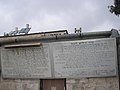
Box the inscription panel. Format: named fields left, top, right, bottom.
left=1, top=43, right=51, bottom=78
left=52, top=38, right=117, bottom=78
left=1, top=38, right=117, bottom=78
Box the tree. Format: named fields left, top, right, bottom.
left=109, top=0, right=120, bottom=16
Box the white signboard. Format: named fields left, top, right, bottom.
left=52, top=38, right=117, bottom=78
left=1, top=44, right=51, bottom=78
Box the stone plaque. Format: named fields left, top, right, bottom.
left=52, top=38, right=117, bottom=78
left=1, top=38, right=117, bottom=78
left=1, top=43, right=51, bottom=78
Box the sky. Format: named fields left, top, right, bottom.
left=0, top=0, right=120, bottom=36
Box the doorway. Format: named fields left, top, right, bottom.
left=40, top=79, right=66, bottom=90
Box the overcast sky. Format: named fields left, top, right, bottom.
left=0, top=0, right=120, bottom=36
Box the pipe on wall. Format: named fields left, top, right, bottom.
left=0, top=31, right=112, bottom=45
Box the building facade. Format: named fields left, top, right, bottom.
left=0, top=29, right=119, bottom=90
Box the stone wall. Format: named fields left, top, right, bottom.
left=67, top=77, right=119, bottom=90
left=0, top=38, right=119, bottom=90
left=0, top=76, right=40, bottom=90
left=0, top=76, right=119, bottom=90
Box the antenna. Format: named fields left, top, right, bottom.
left=75, top=27, right=82, bottom=33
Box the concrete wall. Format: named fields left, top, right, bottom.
left=0, top=76, right=119, bottom=90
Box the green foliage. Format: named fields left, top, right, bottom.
left=109, top=0, right=120, bottom=16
